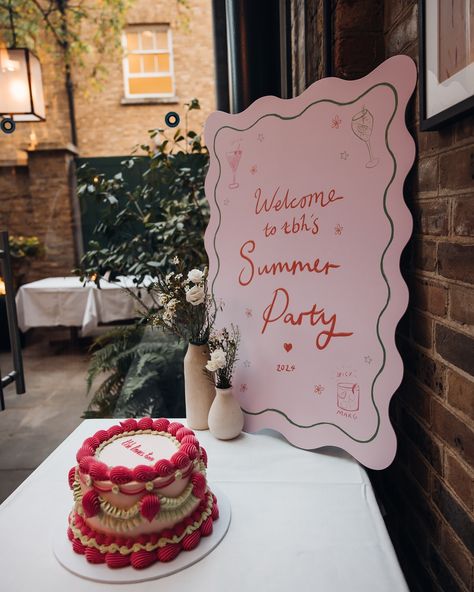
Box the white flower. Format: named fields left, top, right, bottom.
left=166, top=298, right=178, bottom=312
left=162, top=309, right=174, bottom=324
left=172, top=256, right=180, bottom=264
left=205, top=359, right=219, bottom=372
left=157, top=293, right=168, bottom=306
left=210, top=348, right=226, bottom=368
left=187, top=269, right=204, bottom=284
left=185, top=285, right=205, bottom=306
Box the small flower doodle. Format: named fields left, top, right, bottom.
left=250, top=165, right=258, bottom=175
left=334, top=223, right=343, bottom=235
left=313, top=384, right=325, bottom=395
left=243, top=360, right=251, bottom=368
left=340, top=151, right=349, bottom=160
left=331, top=115, right=342, bottom=129
left=257, top=133, right=264, bottom=142
left=245, top=307, right=253, bottom=318
left=240, top=384, right=248, bottom=392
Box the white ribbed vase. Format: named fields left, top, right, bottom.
left=183, top=343, right=215, bottom=430
left=208, top=386, right=244, bottom=440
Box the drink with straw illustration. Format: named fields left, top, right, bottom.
left=351, top=107, right=379, bottom=168
left=226, top=142, right=242, bottom=189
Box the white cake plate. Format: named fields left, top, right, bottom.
left=53, top=485, right=231, bottom=584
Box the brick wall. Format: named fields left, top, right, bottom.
left=0, top=0, right=215, bottom=161
left=376, top=3, right=473, bottom=591
left=0, top=146, right=81, bottom=280
left=294, top=1, right=473, bottom=590
left=0, top=0, right=215, bottom=283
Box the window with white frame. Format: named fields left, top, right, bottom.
left=122, top=25, right=175, bottom=98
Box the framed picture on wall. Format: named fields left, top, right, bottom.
left=419, top=0, right=474, bottom=131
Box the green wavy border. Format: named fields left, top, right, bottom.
left=210, top=83, right=399, bottom=444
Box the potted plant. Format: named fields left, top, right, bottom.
left=205, top=325, right=244, bottom=440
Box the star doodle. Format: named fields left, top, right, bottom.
left=243, top=360, right=251, bottom=368
left=364, top=355, right=373, bottom=364
left=245, top=307, right=253, bottom=318
left=313, top=384, right=325, bottom=395
left=240, top=384, right=248, bottom=392
left=340, top=151, right=349, bottom=160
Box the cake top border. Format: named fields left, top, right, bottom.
left=72, top=419, right=207, bottom=490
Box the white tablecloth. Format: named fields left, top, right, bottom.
left=0, top=420, right=408, bottom=592
left=15, top=277, right=153, bottom=336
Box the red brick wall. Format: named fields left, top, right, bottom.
left=0, top=147, right=80, bottom=282
left=300, top=1, right=474, bottom=590
left=379, top=3, right=473, bottom=591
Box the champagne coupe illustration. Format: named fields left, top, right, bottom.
left=226, top=143, right=242, bottom=189
left=351, top=107, right=379, bottom=168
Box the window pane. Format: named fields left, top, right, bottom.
left=143, top=54, right=157, bottom=73
left=155, top=31, right=168, bottom=50
left=129, top=76, right=173, bottom=95
left=141, top=30, right=155, bottom=50
left=156, top=54, right=170, bottom=72
left=128, top=54, right=141, bottom=73
left=126, top=32, right=138, bottom=51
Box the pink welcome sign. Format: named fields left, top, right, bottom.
left=204, top=56, right=416, bottom=469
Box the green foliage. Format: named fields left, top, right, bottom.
left=0, top=0, right=132, bottom=89
left=8, top=234, right=44, bottom=259
left=83, top=325, right=186, bottom=419
left=76, top=99, right=209, bottom=284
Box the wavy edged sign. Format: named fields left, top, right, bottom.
left=204, top=56, right=416, bottom=469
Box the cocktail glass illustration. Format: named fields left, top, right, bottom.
left=351, top=108, right=379, bottom=168
left=226, top=147, right=242, bottom=189
left=337, top=382, right=360, bottom=412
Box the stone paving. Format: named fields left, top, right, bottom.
left=0, top=334, right=91, bottom=503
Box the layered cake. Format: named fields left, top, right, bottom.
left=67, top=418, right=219, bottom=569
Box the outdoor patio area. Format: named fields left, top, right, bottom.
left=0, top=333, right=89, bottom=503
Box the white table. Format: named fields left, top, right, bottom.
left=15, top=277, right=153, bottom=336
left=0, top=420, right=408, bottom=591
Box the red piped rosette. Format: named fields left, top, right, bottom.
left=74, top=418, right=206, bottom=495
left=68, top=489, right=220, bottom=569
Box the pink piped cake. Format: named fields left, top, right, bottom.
left=67, top=418, right=219, bottom=569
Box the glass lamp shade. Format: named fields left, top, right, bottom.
left=0, top=48, right=46, bottom=121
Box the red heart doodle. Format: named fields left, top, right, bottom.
left=283, top=343, right=293, bottom=352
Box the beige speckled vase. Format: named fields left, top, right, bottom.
left=184, top=343, right=215, bottom=430
left=208, top=387, right=244, bottom=440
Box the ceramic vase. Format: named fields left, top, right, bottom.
left=183, top=342, right=215, bottom=430
left=208, top=386, right=244, bottom=440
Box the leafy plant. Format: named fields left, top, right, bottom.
left=8, top=235, right=44, bottom=259
left=76, top=99, right=209, bottom=285
left=83, top=325, right=186, bottom=419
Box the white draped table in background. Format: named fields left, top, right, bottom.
left=15, top=277, right=153, bottom=336
left=0, top=420, right=408, bottom=592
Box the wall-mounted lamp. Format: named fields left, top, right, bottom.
left=0, top=48, right=46, bottom=124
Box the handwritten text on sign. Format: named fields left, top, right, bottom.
left=204, top=56, right=417, bottom=469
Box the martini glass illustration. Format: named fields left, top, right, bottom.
left=226, top=147, right=242, bottom=189
left=351, top=108, right=379, bottom=168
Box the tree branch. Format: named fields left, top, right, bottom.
left=29, top=0, right=65, bottom=47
